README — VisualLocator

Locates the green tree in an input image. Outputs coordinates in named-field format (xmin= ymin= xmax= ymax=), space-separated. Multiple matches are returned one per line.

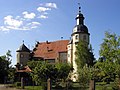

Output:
xmin=27 ymin=60 xmax=40 ymax=70
xmin=29 ymin=61 xmax=56 ymax=85
xmin=27 ymin=61 xmax=71 ymax=87
xmin=75 ymin=40 xmax=95 ymax=89
xmin=7 ymin=67 xmax=16 ymax=83
xmin=78 ymin=66 xmax=90 ymax=89
xmin=99 ymin=32 xmax=120 ymax=63
xmin=0 ymin=50 xmax=12 ymax=83
xmin=98 ymin=31 xmax=120 ymax=84
xmin=95 ymin=60 xmax=115 ymax=82
xmin=55 ymin=63 xmax=71 ymax=81
xmin=75 ymin=40 xmax=95 ymax=68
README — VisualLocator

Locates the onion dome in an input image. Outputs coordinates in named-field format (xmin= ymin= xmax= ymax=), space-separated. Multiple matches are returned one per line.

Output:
xmin=72 ymin=5 xmax=89 ymax=35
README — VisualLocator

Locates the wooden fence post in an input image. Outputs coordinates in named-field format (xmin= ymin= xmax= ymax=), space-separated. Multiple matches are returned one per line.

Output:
xmin=89 ymin=79 xmax=95 ymax=90
xmin=47 ymin=78 xmax=51 ymax=90
xmin=21 ymin=77 xmax=24 ymax=89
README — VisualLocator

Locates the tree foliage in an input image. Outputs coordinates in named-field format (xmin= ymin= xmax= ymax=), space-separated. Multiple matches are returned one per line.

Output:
xmin=95 ymin=60 xmax=115 ymax=82
xmin=27 ymin=61 xmax=71 ymax=85
xmin=55 ymin=63 xmax=72 ymax=81
xmin=75 ymin=40 xmax=95 ymax=68
xmin=78 ymin=66 xmax=90 ymax=87
xmin=0 ymin=50 xmax=12 ymax=83
xmin=95 ymin=31 xmax=120 ymax=82
xmin=75 ymin=40 xmax=95 ymax=88
xmin=99 ymin=31 xmax=120 ymax=63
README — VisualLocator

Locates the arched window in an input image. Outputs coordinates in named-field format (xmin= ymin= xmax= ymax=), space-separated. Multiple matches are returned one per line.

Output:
xmin=75 ymin=35 xmax=79 ymax=40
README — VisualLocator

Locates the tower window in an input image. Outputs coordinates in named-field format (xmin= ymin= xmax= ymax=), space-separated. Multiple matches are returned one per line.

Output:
xmin=75 ymin=35 xmax=78 ymax=40
xmin=83 ymin=35 xmax=86 ymax=40
xmin=68 ymin=54 xmax=70 ymax=57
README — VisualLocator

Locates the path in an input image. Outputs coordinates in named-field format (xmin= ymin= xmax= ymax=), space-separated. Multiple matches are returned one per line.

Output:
xmin=0 ymin=84 xmax=23 ymax=90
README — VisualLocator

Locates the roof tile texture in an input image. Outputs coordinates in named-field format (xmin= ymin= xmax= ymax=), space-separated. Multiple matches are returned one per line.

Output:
xmin=33 ymin=40 xmax=69 ymax=59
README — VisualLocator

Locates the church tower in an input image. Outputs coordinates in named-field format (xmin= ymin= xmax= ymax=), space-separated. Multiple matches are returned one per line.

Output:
xmin=67 ymin=5 xmax=90 ymax=81
xmin=16 ymin=42 xmax=30 ymax=66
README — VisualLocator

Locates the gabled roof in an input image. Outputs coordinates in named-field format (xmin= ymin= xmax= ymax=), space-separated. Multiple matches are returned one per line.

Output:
xmin=33 ymin=40 xmax=69 ymax=59
xmin=16 ymin=44 xmax=30 ymax=52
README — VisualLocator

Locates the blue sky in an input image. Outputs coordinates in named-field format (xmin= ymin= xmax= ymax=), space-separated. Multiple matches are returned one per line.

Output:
xmin=0 ymin=0 xmax=120 ymax=66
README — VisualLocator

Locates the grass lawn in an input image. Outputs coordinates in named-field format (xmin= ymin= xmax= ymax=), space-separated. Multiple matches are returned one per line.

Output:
xmin=96 ymin=85 xmax=113 ymax=90
xmin=95 ymin=82 xmax=115 ymax=90
xmin=21 ymin=82 xmax=116 ymax=90
xmin=24 ymin=86 xmax=43 ymax=90
xmin=24 ymin=85 xmax=113 ymax=90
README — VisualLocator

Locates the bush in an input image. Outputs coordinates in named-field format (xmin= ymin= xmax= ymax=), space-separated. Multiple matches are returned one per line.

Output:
xmin=112 ymin=83 xmax=119 ymax=90
xmin=41 ymin=82 xmax=47 ymax=90
xmin=14 ymin=82 xmax=21 ymax=87
xmin=101 ymin=86 xmax=107 ymax=90
xmin=112 ymin=78 xmax=119 ymax=90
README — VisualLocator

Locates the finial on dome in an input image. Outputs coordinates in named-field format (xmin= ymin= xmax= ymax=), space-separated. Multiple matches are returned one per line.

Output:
xmin=78 ymin=3 xmax=81 ymax=13
xmin=22 ymin=40 xmax=24 ymax=44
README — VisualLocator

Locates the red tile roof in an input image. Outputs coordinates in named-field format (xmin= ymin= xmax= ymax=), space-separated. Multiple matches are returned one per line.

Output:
xmin=17 ymin=66 xmax=32 ymax=72
xmin=33 ymin=40 xmax=69 ymax=59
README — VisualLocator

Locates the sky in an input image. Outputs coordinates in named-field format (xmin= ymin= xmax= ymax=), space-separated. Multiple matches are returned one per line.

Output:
xmin=0 ymin=0 xmax=120 ymax=66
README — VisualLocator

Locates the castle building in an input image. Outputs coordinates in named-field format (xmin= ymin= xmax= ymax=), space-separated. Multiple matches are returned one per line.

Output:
xmin=16 ymin=6 xmax=90 ymax=81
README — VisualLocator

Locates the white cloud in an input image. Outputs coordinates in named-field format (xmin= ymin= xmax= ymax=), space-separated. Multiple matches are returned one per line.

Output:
xmin=25 ymin=22 xmax=41 ymax=29
xmin=31 ymin=22 xmax=41 ymax=29
xmin=4 ymin=15 xmax=23 ymax=28
xmin=38 ymin=15 xmax=48 ymax=19
xmin=22 ymin=11 xmax=36 ymax=19
xmin=0 ymin=2 xmax=58 ymax=32
xmin=0 ymin=15 xmax=40 ymax=31
xmin=45 ymin=3 xmax=57 ymax=9
xmin=31 ymin=22 xmax=41 ymax=25
xmin=37 ymin=7 xmax=51 ymax=12
xmin=0 ymin=26 xmax=9 ymax=31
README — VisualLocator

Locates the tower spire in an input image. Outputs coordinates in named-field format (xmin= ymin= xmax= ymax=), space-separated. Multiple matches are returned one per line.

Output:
xmin=78 ymin=3 xmax=81 ymax=13
xmin=76 ymin=2 xmax=84 ymax=25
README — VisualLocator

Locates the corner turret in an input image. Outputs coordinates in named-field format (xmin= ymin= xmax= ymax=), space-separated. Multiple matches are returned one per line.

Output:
xmin=16 ymin=41 xmax=30 ymax=66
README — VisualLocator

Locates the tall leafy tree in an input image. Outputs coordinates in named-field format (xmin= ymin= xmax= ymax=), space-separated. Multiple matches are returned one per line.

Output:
xmin=0 ymin=50 xmax=12 ymax=83
xmin=99 ymin=31 xmax=120 ymax=63
xmin=75 ymin=40 xmax=95 ymax=89
xmin=97 ymin=32 xmax=120 ymax=83
xmin=75 ymin=40 xmax=95 ymax=68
